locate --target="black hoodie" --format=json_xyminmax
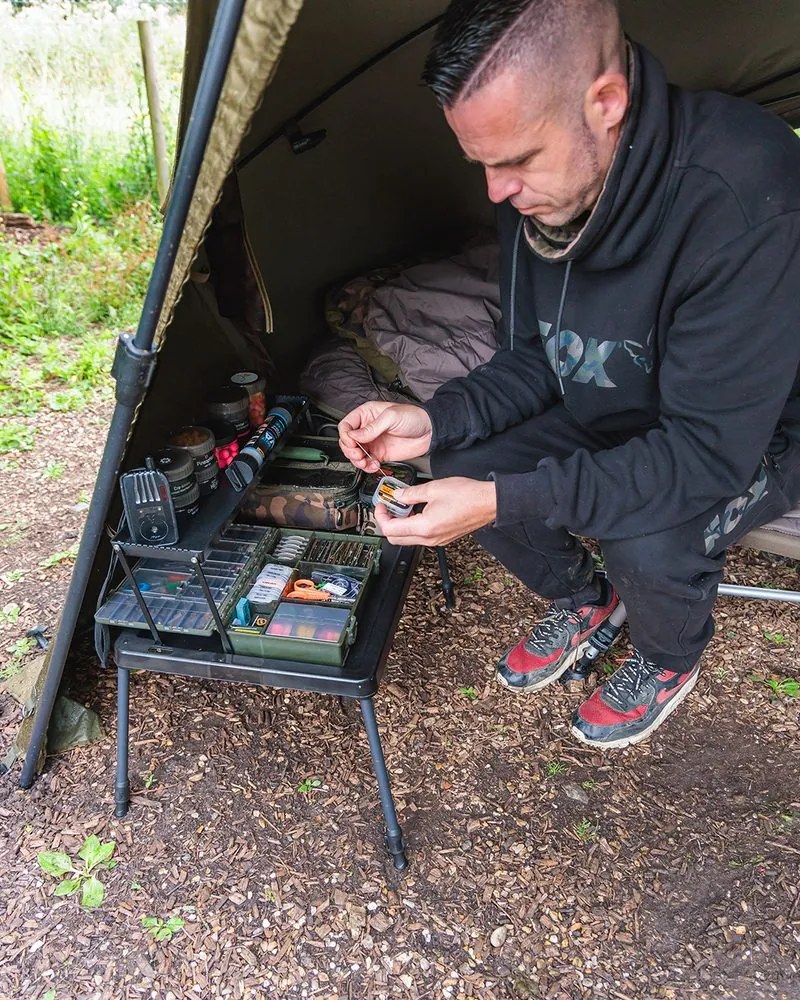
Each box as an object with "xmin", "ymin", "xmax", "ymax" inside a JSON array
[{"xmin": 423, "ymin": 43, "xmax": 800, "ymax": 540}]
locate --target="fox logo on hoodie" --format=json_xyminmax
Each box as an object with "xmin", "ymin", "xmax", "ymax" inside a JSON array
[{"xmin": 538, "ymin": 322, "xmax": 655, "ymax": 387}]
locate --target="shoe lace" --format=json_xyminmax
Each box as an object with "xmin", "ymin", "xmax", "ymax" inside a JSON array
[
  {"xmin": 527, "ymin": 605, "xmax": 580, "ymax": 653},
  {"xmin": 603, "ymin": 649, "xmax": 659, "ymax": 710}
]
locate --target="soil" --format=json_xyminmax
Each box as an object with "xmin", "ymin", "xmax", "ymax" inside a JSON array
[{"xmin": 0, "ymin": 226, "xmax": 799, "ymax": 1000}]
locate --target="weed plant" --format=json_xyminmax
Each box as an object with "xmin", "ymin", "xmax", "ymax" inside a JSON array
[
  {"xmin": 0, "ymin": 5, "xmax": 183, "ymax": 446},
  {"xmin": 0, "ymin": 203, "xmax": 161, "ymax": 444},
  {"xmin": 0, "ymin": 4, "xmax": 185, "ymax": 222}
]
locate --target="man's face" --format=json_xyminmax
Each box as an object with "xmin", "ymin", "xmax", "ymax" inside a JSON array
[{"xmin": 445, "ymin": 69, "xmax": 611, "ymax": 228}]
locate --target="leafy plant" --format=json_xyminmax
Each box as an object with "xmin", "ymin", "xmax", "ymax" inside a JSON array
[
  {"xmin": 296, "ymin": 777, "xmax": 322, "ymax": 795},
  {"xmin": 464, "ymin": 567, "xmax": 484, "ymax": 583},
  {"xmin": 39, "ymin": 544, "xmax": 79, "ymax": 569},
  {"xmin": 0, "ymin": 636, "xmax": 36, "ymax": 681},
  {"xmin": 37, "ymin": 834, "xmax": 117, "ymax": 908},
  {"xmin": 0, "ymin": 569, "xmax": 25, "ymax": 585},
  {"xmin": 573, "ymin": 819, "xmax": 598, "ymax": 842},
  {"xmin": 141, "ymin": 914, "xmax": 185, "ymax": 942},
  {"xmin": 0, "ymin": 603, "xmax": 21, "ymax": 625},
  {"xmin": 545, "ymin": 760, "xmax": 569, "ymax": 778},
  {"xmin": 42, "ymin": 461, "xmax": 65, "ymax": 480},
  {"xmin": 0, "ymin": 423, "xmax": 36, "ymax": 454},
  {"xmin": 728, "ymin": 854, "xmax": 765, "ymax": 869},
  {"xmin": 749, "ymin": 674, "xmax": 800, "ymax": 699},
  {"xmin": 142, "ymin": 770, "xmax": 157, "ymax": 790},
  {"xmin": 459, "ymin": 685, "xmax": 478, "ymax": 701},
  {"xmin": 763, "ymin": 631, "xmax": 790, "ymax": 646}
]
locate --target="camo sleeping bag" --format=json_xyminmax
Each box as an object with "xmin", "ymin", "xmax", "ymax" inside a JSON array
[{"xmin": 300, "ymin": 240, "xmax": 501, "ymax": 415}]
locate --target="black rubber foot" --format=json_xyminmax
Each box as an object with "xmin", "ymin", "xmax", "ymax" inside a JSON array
[
  {"xmin": 385, "ymin": 831, "xmax": 408, "ymax": 871},
  {"xmin": 114, "ymin": 784, "xmax": 130, "ymax": 817},
  {"xmin": 442, "ymin": 585, "xmax": 456, "ymax": 610},
  {"xmin": 560, "ymin": 661, "xmax": 593, "ymax": 685}
]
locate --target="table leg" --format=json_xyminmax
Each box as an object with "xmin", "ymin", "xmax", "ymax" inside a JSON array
[
  {"xmin": 114, "ymin": 667, "xmax": 130, "ymax": 818},
  {"xmin": 358, "ymin": 696, "xmax": 408, "ymax": 871},
  {"xmin": 436, "ymin": 547, "xmax": 456, "ymax": 608}
]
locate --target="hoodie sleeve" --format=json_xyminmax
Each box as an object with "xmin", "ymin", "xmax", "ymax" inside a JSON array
[
  {"xmin": 421, "ymin": 211, "xmax": 561, "ymax": 451},
  {"xmin": 492, "ymin": 215, "xmax": 800, "ymax": 539}
]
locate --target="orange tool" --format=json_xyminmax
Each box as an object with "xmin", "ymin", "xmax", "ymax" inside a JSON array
[{"xmin": 286, "ymin": 579, "xmax": 332, "ymax": 601}]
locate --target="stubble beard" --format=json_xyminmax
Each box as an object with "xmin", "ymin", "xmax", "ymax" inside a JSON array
[{"xmin": 534, "ymin": 117, "xmax": 603, "ymax": 228}]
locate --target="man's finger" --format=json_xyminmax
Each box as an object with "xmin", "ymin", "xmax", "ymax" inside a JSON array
[
  {"xmin": 390, "ymin": 482, "xmax": 431, "ymax": 506},
  {"xmin": 375, "ymin": 506, "xmax": 434, "ymax": 546},
  {"xmin": 350, "ymin": 408, "xmax": 397, "ymax": 445}
]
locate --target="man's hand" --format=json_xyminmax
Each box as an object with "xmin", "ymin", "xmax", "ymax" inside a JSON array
[
  {"xmin": 339, "ymin": 402, "xmax": 433, "ymax": 472},
  {"xmin": 375, "ymin": 477, "xmax": 497, "ymax": 547}
]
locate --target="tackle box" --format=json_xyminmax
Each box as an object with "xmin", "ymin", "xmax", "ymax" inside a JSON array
[
  {"xmin": 94, "ymin": 523, "xmax": 278, "ymax": 636},
  {"xmin": 225, "ymin": 527, "xmax": 382, "ymax": 666}
]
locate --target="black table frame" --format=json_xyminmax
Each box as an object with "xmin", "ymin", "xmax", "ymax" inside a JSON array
[{"xmin": 111, "ymin": 540, "xmax": 420, "ymax": 871}]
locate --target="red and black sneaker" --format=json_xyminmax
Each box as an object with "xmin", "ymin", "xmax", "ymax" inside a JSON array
[
  {"xmin": 571, "ymin": 651, "xmax": 700, "ymax": 748},
  {"xmin": 496, "ymin": 586, "xmax": 619, "ymax": 694}
]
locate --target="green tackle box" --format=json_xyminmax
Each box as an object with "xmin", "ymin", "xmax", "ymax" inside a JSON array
[{"xmin": 225, "ymin": 527, "xmax": 382, "ymax": 666}]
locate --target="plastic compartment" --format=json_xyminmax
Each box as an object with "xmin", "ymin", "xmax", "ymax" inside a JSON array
[
  {"xmin": 95, "ymin": 522, "xmax": 279, "ymax": 636},
  {"xmin": 266, "ymin": 603, "xmax": 350, "ymax": 641},
  {"xmin": 289, "ymin": 562, "xmax": 367, "ymax": 605},
  {"xmin": 225, "ymin": 528, "xmax": 381, "ymax": 664}
]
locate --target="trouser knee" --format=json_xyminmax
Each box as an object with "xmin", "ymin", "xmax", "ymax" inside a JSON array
[{"xmin": 602, "ymin": 530, "xmax": 723, "ymax": 671}]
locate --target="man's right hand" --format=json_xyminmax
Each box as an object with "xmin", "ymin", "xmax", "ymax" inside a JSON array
[{"xmin": 339, "ymin": 402, "xmax": 433, "ymax": 471}]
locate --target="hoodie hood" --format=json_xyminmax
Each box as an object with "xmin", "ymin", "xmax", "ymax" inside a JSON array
[{"xmin": 524, "ymin": 42, "xmax": 676, "ymax": 271}]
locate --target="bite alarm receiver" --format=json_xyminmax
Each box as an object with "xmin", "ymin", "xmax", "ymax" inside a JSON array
[{"xmin": 120, "ymin": 458, "xmax": 179, "ymax": 545}]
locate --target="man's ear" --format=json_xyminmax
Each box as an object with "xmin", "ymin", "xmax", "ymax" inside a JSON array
[{"xmin": 585, "ymin": 72, "xmax": 628, "ymax": 134}]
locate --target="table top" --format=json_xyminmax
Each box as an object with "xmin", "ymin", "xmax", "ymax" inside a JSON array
[{"xmin": 113, "ymin": 538, "xmax": 420, "ymax": 699}]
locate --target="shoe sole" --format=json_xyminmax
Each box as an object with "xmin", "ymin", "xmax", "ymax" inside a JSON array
[
  {"xmin": 496, "ymin": 636, "xmax": 593, "ymax": 695},
  {"xmin": 570, "ymin": 669, "xmax": 699, "ymax": 749}
]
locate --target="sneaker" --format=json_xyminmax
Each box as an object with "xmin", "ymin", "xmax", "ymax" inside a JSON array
[
  {"xmin": 571, "ymin": 651, "xmax": 700, "ymax": 748},
  {"xmin": 496, "ymin": 585, "xmax": 619, "ymax": 694}
]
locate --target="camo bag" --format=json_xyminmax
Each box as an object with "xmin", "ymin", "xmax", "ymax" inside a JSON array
[{"xmin": 239, "ymin": 460, "xmax": 362, "ymax": 531}]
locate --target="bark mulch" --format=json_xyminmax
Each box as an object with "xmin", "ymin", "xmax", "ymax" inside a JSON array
[{"xmin": 0, "ymin": 391, "xmax": 799, "ymax": 1000}]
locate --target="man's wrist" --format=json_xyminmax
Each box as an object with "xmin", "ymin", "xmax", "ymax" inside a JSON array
[{"xmin": 479, "ymin": 479, "xmax": 498, "ymax": 524}]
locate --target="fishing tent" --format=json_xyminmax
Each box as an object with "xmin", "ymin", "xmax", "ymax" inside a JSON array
[{"xmin": 16, "ymin": 0, "xmax": 800, "ymax": 786}]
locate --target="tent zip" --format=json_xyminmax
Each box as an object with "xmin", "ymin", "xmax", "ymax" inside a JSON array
[{"xmin": 18, "ymin": 0, "xmax": 249, "ymax": 790}]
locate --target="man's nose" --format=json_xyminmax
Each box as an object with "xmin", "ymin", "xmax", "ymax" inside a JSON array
[{"xmin": 485, "ymin": 167, "xmax": 522, "ymax": 204}]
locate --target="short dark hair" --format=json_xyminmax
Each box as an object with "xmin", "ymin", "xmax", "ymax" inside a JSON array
[{"xmin": 422, "ymin": 0, "xmax": 621, "ymax": 108}]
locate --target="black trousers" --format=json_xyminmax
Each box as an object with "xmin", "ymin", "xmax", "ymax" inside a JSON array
[{"xmin": 431, "ymin": 406, "xmax": 800, "ymax": 673}]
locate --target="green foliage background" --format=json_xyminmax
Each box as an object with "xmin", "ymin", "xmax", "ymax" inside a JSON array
[
  {"xmin": 0, "ymin": 2, "xmax": 185, "ymax": 221},
  {"xmin": 0, "ymin": 2, "xmax": 184, "ymax": 453}
]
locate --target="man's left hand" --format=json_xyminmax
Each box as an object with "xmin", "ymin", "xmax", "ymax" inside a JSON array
[{"xmin": 374, "ymin": 477, "xmax": 497, "ymax": 546}]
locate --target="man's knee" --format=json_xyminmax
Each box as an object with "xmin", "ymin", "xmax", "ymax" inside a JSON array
[{"xmin": 603, "ymin": 528, "xmax": 718, "ymax": 594}]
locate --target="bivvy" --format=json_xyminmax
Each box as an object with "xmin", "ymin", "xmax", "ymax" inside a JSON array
[{"xmin": 14, "ymin": 0, "xmax": 800, "ymax": 865}]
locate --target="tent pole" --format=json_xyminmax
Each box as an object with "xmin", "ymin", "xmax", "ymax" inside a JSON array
[{"xmin": 19, "ymin": 0, "xmax": 248, "ymax": 790}]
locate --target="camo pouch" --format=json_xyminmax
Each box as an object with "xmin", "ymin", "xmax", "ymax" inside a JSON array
[{"xmin": 239, "ymin": 460, "xmax": 363, "ymax": 531}]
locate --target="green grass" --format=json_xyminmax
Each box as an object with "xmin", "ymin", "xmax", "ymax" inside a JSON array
[
  {"xmin": 0, "ymin": 5, "xmax": 181, "ymax": 438},
  {"xmin": 0, "ymin": 203, "xmax": 161, "ymax": 435},
  {"xmin": 1, "ymin": 5, "xmax": 184, "ymax": 222},
  {"xmin": 2, "ymin": 117, "xmax": 157, "ymax": 223},
  {"xmin": 573, "ymin": 818, "xmax": 598, "ymax": 842}
]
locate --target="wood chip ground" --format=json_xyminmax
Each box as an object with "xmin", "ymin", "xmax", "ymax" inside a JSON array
[{"xmin": 1, "ymin": 304, "xmax": 798, "ymax": 1000}]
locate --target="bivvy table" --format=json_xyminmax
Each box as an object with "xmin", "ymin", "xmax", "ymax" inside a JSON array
[{"xmin": 101, "ymin": 403, "xmax": 419, "ymax": 870}]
